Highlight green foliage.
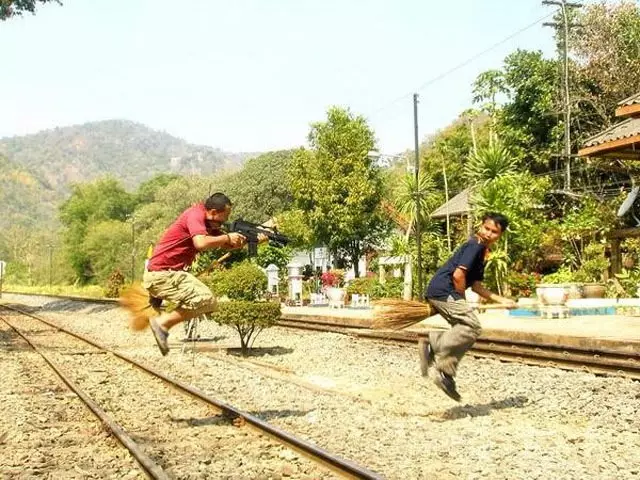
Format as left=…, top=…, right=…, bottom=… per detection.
left=612, top=267, right=640, bottom=297
left=203, top=261, right=276, bottom=355
left=202, top=261, right=267, bottom=301
left=464, top=141, right=517, bottom=183
left=573, top=243, right=609, bottom=283
left=83, top=220, right=137, bottom=284
left=393, top=172, right=440, bottom=238
left=485, top=247, right=509, bottom=296
left=560, top=196, right=615, bottom=270
left=59, top=177, right=136, bottom=284
left=254, top=244, right=292, bottom=271
left=0, top=0, right=60, bottom=20
left=541, top=266, right=575, bottom=284
left=135, top=173, right=181, bottom=204
left=104, top=269, right=125, bottom=298
left=289, top=106, right=390, bottom=275
left=209, top=301, right=281, bottom=355
left=274, top=209, right=315, bottom=250
left=473, top=171, right=551, bottom=271
left=507, top=271, right=541, bottom=297
left=345, top=277, right=403, bottom=299
left=223, top=150, right=295, bottom=223
left=570, top=1, right=640, bottom=140
left=475, top=50, right=560, bottom=169
left=420, top=112, right=491, bottom=196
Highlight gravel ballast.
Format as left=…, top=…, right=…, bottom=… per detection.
left=1, top=293, right=639, bottom=480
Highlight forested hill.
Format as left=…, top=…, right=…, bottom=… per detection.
left=0, top=119, right=254, bottom=192
left=0, top=119, right=257, bottom=228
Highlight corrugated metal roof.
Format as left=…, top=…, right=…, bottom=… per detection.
left=582, top=117, right=640, bottom=148
left=618, top=92, right=640, bottom=107
left=430, top=187, right=472, bottom=219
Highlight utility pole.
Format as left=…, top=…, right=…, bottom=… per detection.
left=130, top=215, right=136, bottom=283
left=413, top=93, right=423, bottom=298
left=543, top=0, right=583, bottom=191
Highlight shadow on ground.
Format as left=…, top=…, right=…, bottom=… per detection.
left=170, top=408, right=310, bottom=427
left=225, top=346, right=294, bottom=357
left=434, top=395, right=530, bottom=421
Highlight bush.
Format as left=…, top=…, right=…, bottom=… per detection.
left=104, top=269, right=125, bottom=298
left=507, top=271, right=541, bottom=297
left=202, top=261, right=267, bottom=301
left=201, top=261, right=276, bottom=355
left=346, top=277, right=404, bottom=299
left=209, top=301, right=281, bottom=354
left=541, top=266, right=574, bottom=284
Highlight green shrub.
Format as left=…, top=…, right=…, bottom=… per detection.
left=346, top=277, right=404, bottom=299
left=507, top=271, right=541, bottom=297
left=541, top=266, right=574, bottom=284
left=201, top=261, right=275, bottom=355
left=202, top=261, right=267, bottom=301
left=209, top=301, right=281, bottom=354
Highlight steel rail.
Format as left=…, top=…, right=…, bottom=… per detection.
left=0, top=313, right=170, bottom=480
left=275, top=319, right=640, bottom=380
left=0, top=303, right=383, bottom=480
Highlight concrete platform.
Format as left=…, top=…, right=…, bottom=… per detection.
left=281, top=305, right=640, bottom=354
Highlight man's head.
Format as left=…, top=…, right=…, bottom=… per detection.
left=477, top=212, right=509, bottom=246
left=204, top=192, right=232, bottom=226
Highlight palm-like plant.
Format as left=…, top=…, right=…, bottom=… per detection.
left=464, top=140, right=517, bottom=184
left=394, top=172, right=438, bottom=241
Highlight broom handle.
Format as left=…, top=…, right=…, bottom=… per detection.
left=197, top=252, right=232, bottom=277
left=473, top=303, right=517, bottom=310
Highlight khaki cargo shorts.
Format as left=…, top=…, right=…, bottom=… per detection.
left=142, top=270, right=217, bottom=314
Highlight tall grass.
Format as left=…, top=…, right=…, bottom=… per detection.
left=1, top=283, right=106, bottom=298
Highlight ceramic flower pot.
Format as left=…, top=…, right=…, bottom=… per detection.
left=535, top=284, right=569, bottom=306
left=325, top=287, right=346, bottom=305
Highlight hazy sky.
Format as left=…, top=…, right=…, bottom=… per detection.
left=0, top=0, right=563, bottom=154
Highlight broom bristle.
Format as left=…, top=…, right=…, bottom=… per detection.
left=371, top=298, right=435, bottom=330
left=118, top=283, right=157, bottom=331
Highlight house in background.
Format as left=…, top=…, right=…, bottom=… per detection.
left=578, top=92, right=640, bottom=274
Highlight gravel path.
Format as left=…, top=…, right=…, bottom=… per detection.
left=2, top=293, right=639, bottom=480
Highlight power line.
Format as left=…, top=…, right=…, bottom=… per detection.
left=366, top=11, right=556, bottom=119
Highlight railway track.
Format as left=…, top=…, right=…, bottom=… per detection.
left=4, top=291, right=640, bottom=380
left=276, top=318, right=640, bottom=380
left=0, top=303, right=383, bottom=479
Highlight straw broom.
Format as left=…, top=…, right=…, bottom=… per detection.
left=372, top=298, right=515, bottom=330
left=372, top=299, right=435, bottom=330
left=118, top=252, right=232, bottom=331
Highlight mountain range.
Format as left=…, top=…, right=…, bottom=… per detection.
left=0, top=119, right=257, bottom=228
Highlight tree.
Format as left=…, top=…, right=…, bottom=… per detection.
left=223, top=150, right=295, bottom=223
left=482, top=50, right=561, bottom=170
left=289, top=107, right=389, bottom=276
left=83, top=220, right=133, bottom=285
left=0, top=0, right=61, bottom=20
left=570, top=1, right=640, bottom=138
left=59, top=177, right=136, bottom=283
left=135, top=173, right=181, bottom=204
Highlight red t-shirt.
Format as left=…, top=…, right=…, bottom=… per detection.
left=147, top=203, right=219, bottom=271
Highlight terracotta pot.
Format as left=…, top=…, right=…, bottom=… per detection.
left=582, top=283, right=606, bottom=298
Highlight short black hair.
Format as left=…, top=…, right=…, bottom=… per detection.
left=204, top=192, right=232, bottom=211
left=482, top=212, right=509, bottom=232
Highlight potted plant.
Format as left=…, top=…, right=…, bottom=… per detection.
left=321, top=269, right=346, bottom=305
left=537, top=267, right=574, bottom=305
left=574, top=243, right=609, bottom=298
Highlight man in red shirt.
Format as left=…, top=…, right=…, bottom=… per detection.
left=143, top=192, right=253, bottom=355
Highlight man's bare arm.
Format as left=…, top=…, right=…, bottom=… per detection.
left=192, top=232, right=245, bottom=251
